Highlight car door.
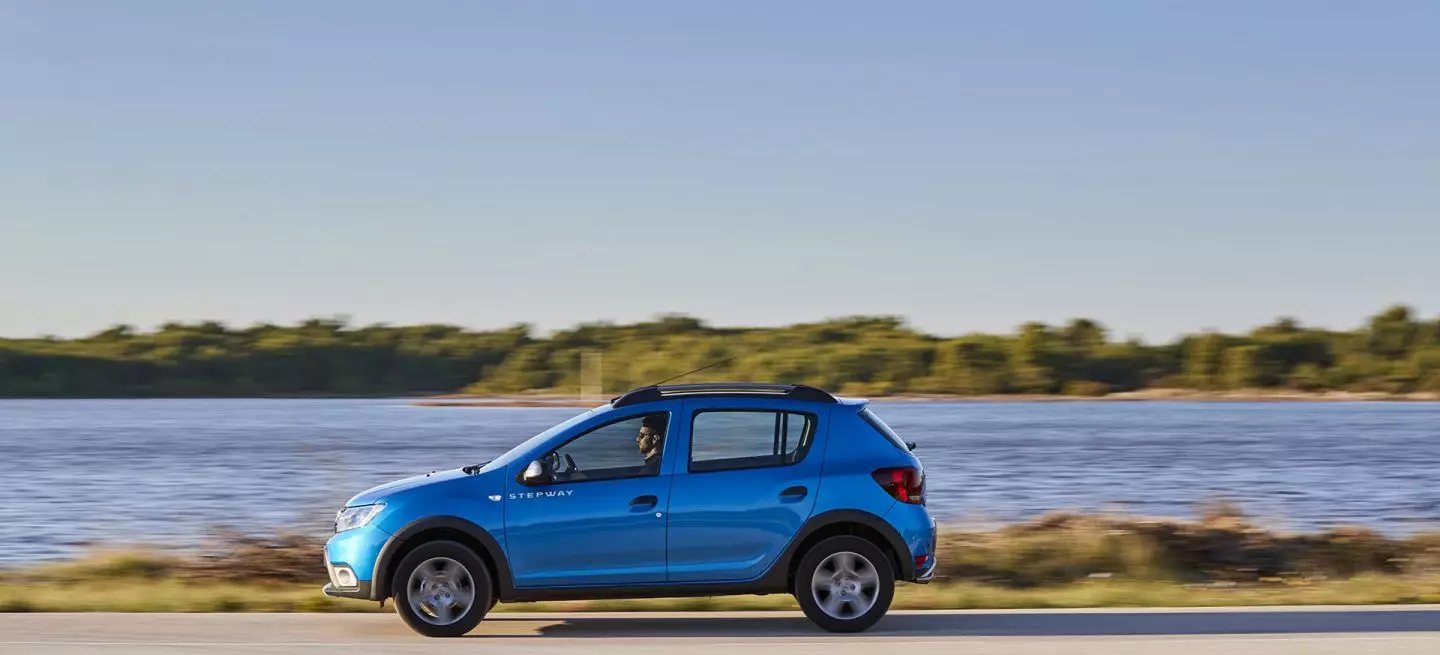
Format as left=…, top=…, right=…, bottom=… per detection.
left=665, top=398, right=827, bottom=582
left=503, top=407, right=676, bottom=588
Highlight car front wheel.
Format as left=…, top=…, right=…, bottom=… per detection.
left=392, top=541, right=493, bottom=637
left=793, top=535, right=895, bottom=633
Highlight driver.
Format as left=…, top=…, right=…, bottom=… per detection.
left=637, top=415, right=666, bottom=474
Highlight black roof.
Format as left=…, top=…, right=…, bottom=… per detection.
left=610, top=383, right=838, bottom=408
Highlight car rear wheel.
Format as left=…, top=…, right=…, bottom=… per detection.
left=392, top=541, right=492, bottom=637
left=793, top=535, right=894, bottom=633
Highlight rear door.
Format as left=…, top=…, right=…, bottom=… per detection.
left=664, top=398, right=828, bottom=582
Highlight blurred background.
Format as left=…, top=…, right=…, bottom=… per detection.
left=1, top=1, right=1438, bottom=612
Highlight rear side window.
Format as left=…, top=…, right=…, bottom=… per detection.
left=859, top=408, right=910, bottom=452
left=690, top=410, right=815, bottom=473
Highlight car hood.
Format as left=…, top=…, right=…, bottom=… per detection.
left=346, top=467, right=470, bottom=506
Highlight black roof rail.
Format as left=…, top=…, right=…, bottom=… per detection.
left=610, top=383, right=838, bottom=408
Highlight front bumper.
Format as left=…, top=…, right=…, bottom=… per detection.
left=322, top=581, right=373, bottom=600
left=323, top=523, right=392, bottom=601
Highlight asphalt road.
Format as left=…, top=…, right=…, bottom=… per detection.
left=2, top=606, right=1439, bottom=654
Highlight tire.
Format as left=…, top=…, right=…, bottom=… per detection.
left=793, top=535, right=895, bottom=633
left=391, top=540, right=493, bottom=637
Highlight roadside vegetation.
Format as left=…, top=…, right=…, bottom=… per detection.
left=4, top=506, right=1438, bottom=612
left=3, top=304, right=1439, bottom=398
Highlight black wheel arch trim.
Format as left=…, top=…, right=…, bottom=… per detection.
left=370, top=515, right=516, bottom=601
left=772, top=508, right=916, bottom=583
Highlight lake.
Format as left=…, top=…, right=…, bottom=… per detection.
left=1, top=399, right=1438, bottom=565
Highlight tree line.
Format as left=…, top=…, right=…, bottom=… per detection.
left=1, top=306, right=1437, bottom=397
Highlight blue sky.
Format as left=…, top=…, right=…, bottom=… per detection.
left=2, top=2, right=1436, bottom=342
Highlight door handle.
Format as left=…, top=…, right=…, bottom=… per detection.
left=630, top=495, right=658, bottom=507
left=780, top=486, right=808, bottom=500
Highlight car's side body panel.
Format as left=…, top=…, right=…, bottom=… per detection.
left=502, top=471, right=671, bottom=587
left=810, top=403, right=908, bottom=520
left=501, top=508, right=913, bottom=602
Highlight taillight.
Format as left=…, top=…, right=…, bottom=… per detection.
left=872, top=466, right=924, bottom=505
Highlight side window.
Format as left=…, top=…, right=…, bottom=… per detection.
left=531, top=412, right=668, bottom=484
left=859, top=408, right=910, bottom=452
left=689, top=410, right=815, bottom=473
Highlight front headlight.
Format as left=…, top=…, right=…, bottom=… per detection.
left=335, top=503, right=385, bottom=532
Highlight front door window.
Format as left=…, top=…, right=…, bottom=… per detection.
left=529, top=412, right=669, bottom=484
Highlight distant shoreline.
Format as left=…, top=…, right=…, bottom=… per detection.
left=4, top=389, right=1437, bottom=405
left=414, top=388, right=1440, bottom=408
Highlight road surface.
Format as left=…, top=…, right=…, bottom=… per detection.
left=2, top=606, right=1438, bottom=654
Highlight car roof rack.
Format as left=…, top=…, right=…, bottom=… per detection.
left=610, top=383, right=838, bottom=408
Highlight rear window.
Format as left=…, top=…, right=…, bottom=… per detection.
left=690, top=410, right=815, bottom=472
left=859, top=408, right=910, bottom=452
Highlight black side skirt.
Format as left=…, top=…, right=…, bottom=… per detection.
left=505, top=579, right=789, bottom=603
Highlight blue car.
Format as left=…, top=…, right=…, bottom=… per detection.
left=323, top=383, right=937, bottom=636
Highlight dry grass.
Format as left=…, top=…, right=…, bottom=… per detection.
left=5, top=506, right=1439, bottom=613
left=938, top=503, right=1440, bottom=586
left=0, top=580, right=357, bottom=613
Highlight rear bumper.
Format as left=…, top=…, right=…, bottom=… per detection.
left=322, top=581, right=373, bottom=600
left=914, top=554, right=937, bottom=583
left=915, top=515, right=937, bottom=583
left=884, top=503, right=938, bottom=583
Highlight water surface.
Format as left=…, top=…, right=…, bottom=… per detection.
left=1, top=399, right=1437, bottom=564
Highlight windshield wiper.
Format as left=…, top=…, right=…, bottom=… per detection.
left=461, top=461, right=489, bottom=475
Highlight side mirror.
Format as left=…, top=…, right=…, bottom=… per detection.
left=522, top=459, right=547, bottom=483
left=906, top=441, right=918, bottom=451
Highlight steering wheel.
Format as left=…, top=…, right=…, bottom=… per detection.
left=564, top=453, right=579, bottom=472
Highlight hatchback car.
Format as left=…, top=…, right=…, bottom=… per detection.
left=323, top=383, right=936, bottom=636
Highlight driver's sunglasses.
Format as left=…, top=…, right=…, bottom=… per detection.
left=637, top=430, right=658, bottom=440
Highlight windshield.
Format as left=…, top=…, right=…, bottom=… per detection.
left=479, top=407, right=604, bottom=473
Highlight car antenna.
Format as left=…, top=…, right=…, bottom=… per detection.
left=648, top=357, right=736, bottom=387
